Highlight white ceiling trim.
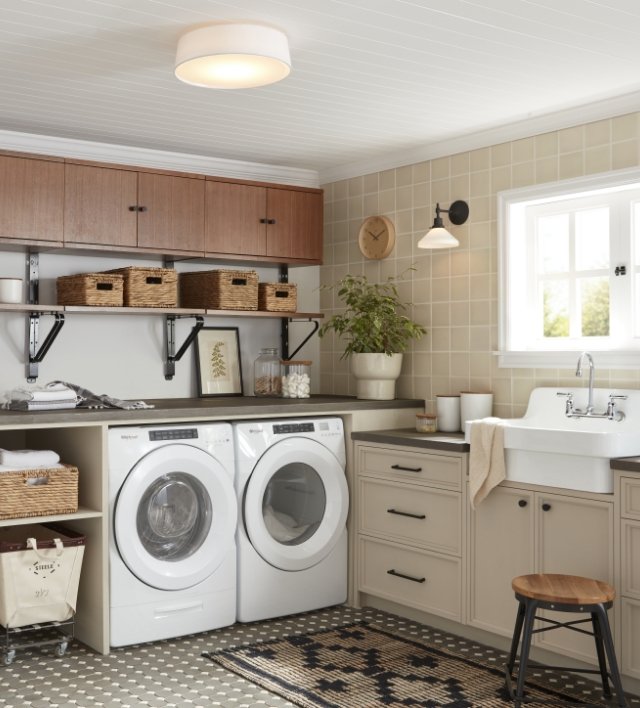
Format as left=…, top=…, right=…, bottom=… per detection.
left=318, top=90, right=640, bottom=185
left=0, top=129, right=320, bottom=188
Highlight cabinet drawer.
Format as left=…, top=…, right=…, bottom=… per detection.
left=621, top=477, right=640, bottom=520
left=358, top=536, right=461, bottom=621
left=358, top=477, right=461, bottom=555
left=358, top=446, right=462, bottom=490
left=622, top=597, right=640, bottom=680
left=622, top=519, right=640, bottom=599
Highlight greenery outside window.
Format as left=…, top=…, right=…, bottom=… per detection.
left=498, top=167, right=640, bottom=368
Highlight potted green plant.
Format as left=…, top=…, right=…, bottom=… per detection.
left=319, top=272, right=426, bottom=399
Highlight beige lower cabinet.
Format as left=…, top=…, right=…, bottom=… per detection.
left=619, top=475, right=640, bottom=679
left=470, top=484, right=613, bottom=665
left=355, top=442, right=465, bottom=623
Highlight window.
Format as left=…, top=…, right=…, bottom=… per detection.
left=499, top=168, right=640, bottom=368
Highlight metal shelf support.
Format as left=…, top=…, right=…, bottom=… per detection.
left=27, top=312, right=66, bottom=382
left=165, top=315, right=205, bottom=380
left=279, top=264, right=321, bottom=360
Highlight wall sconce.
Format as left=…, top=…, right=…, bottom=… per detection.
left=417, top=200, right=469, bottom=249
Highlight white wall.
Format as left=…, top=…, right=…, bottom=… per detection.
left=0, top=250, right=320, bottom=400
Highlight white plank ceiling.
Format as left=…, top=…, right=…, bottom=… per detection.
left=1, top=0, right=640, bottom=178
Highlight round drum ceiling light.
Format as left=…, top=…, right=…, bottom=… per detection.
left=175, top=23, right=291, bottom=89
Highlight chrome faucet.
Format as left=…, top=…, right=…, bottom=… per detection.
left=575, top=351, right=595, bottom=413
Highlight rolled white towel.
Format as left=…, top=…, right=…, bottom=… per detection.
left=0, top=449, right=61, bottom=468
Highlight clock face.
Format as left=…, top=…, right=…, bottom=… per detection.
left=358, top=216, right=396, bottom=260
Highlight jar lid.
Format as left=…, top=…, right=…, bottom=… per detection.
left=281, top=360, right=312, bottom=365
left=416, top=413, right=437, bottom=419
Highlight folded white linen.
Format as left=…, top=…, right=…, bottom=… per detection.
left=6, top=383, right=77, bottom=403
left=2, top=400, right=77, bottom=411
left=0, top=462, right=64, bottom=473
left=0, top=449, right=61, bottom=468
left=469, top=417, right=506, bottom=509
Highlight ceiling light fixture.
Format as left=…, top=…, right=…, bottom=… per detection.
left=417, top=200, right=469, bottom=249
left=175, top=23, right=291, bottom=89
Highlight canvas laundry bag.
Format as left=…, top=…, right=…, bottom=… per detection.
left=0, top=523, right=85, bottom=628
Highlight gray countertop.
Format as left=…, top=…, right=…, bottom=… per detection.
left=351, top=428, right=469, bottom=452
left=0, top=395, right=422, bottom=427
left=610, top=456, right=640, bottom=473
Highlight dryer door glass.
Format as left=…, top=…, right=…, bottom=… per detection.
left=262, top=463, right=326, bottom=545
left=137, top=473, right=212, bottom=560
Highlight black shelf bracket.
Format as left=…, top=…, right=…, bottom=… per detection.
left=165, top=315, right=205, bottom=380
left=27, top=312, right=66, bottom=382
left=282, top=318, right=320, bottom=361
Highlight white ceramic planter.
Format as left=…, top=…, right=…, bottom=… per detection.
left=350, top=353, right=403, bottom=400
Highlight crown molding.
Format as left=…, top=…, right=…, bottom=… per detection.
left=318, top=90, right=640, bottom=185
left=0, top=130, right=320, bottom=188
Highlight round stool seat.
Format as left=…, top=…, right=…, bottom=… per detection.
left=512, top=573, right=615, bottom=606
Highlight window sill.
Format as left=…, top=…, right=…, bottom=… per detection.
left=496, top=350, right=640, bottom=369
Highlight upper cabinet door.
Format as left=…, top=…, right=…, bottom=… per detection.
left=137, top=173, right=205, bottom=254
left=0, top=155, right=64, bottom=243
left=64, top=163, right=137, bottom=247
left=267, top=188, right=323, bottom=262
left=205, top=181, right=267, bottom=257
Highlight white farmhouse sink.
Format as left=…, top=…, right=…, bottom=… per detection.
left=465, top=387, right=640, bottom=493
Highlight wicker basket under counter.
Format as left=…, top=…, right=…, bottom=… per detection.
left=0, top=464, right=79, bottom=521
left=56, top=273, right=124, bottom=307
left=179, top=269, right=258, bottom=310
left=258, top=282, right=297, bottom=312
left=105, top=266, right=177, bottom=307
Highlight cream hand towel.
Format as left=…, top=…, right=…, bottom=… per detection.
left=0, top=449, right=61, bottom=468
left=469, top=417, right=506, bottom=509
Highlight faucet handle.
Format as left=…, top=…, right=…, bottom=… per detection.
left=609, top=394, right=628, bottom=400
left=557, top=392, right=574, bottom=416
left=556, top=392, right=573, bottom=397
left=607, top=394, right=627, bottom=421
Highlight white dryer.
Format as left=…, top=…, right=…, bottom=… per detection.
left=233, top=417, right=349, bottom=623
left=108, top=423, right=237, bottom=647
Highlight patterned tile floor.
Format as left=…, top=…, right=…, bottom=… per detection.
left=0, top=605, right=638, bottom=707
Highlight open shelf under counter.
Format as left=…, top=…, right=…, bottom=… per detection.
left=0, top=506, right=102, bottom=528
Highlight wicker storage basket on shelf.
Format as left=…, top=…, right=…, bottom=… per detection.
left=106, top=266, right=177, bottom=307
left=258, top=282, right=298, bottom=312
left=56, top=273, right=124, bottom=307
left=179, top=269, right=258, bottom=310
left=0, top=464, right=79, bottom=521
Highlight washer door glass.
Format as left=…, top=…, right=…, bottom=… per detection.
left=115, top=444, right=237, bottom=590
left=243, top=438, right=348, bottom=571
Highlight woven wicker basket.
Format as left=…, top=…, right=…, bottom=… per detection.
left=106, top=267, right=177, bottom=307
left=179, top=269, right=258, bottom=310
left=56, top=273, right=124, bottom=307
left=258, top=282, right=298, bottom=312
left=0, top=465, right=79, bottom=521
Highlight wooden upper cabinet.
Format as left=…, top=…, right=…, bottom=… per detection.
left=267, top=188, right=323, bottom=261
left=64, top=163, right=137, bottom=247
left=205, top=181, right=267, bottom=257
left=0, top=155, right=64, bottom=243
left=137, top=172, right=204, bottom=253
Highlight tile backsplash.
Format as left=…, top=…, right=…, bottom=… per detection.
left=320, top=112, right=640, bottom=419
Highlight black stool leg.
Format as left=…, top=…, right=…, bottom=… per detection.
left=514, top=598, right=538, bottom=708
left=506, top=601, right=526, bottom=676
left=593, top=603, right=628, bottom=708
left=591, top=611, right=611, bottom=697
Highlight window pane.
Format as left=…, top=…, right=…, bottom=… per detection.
left=542, top=281, right=569, bottom=338
left=580, top=277, right=610, bottom=337
left=538, top=215, right=569, bottom=274
left=575, top=208, right=609, bottom=271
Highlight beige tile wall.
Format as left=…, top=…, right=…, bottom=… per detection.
left=320, top=112, right=640, bottom=418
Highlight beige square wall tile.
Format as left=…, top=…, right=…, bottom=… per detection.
left=470, top=300, right=490, bottom=325
left=470, top=170, right=491, bottom=197
left=333, top=180, right=349, bottom=200
left=451, top=327, right=470, bottom=351
left=612, top=140, right=639, bottom=170
left=535, top=131, right=558, bottom=158
left=397, top=186, right=413, bottom=211
left=431, top=327, right=451, bottom=352
left=450, top=353, right=470, bottom=377
left=585, top=146, right=611, bottom=174
left=451, top=276, right=470, bottom=301
left=470, top=353, right=491, bottom=378
left=363, top=172, right=379, bottom=193
left=432, top=252, right=451, bottom=278
left=380, top=169, right=395, bottom=190
left=451, top=174, right=469, bottom=200
left=451, top=250, right=470, bottom=276
left=612, top=113, right=639, bottom=142
left=536, top=157, right=558, bottom=184
left=363, top=193, right=379, bottom=215
left=412, top=161, right=430, bottom=183
left=469, top=325, right=491, bottom=352
left=450, top=301, right=470, bottom=325
left=396, top=165, right=413, bottom=187
left=432, top=157, right=450, bottom=180
left=512, top=137, right=534, bottom=163
left=559, top=151, right=584, bottom=179
left=585, top=119, right=610, bottom=147
left=491, top=142, right=511, bottom=167
left=558, top=125, right=584, bottom=153
left=451, top=152, right=470, bottom=175
left=512, top=161, right=535, bottom=188
left=470, top=147, right=491, bottom=172
left=348, top=176, right=364, bottom=196
left=432, top=354, right=450, bottom=377
left=432, top=302, right=450, bottom=327
left=513, top=378, right=536, bottom=406
left=379, top=189, right=396, bottom=214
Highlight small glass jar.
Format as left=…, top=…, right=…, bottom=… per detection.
left=416, top=413, right=437, bottom=433
left=254, top=348, right=282, bottom=397
left=281, top=360, right=311, bottom=398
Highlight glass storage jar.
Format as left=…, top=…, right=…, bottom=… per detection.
left=416, top=413, right=437, bottom=433
left=281, top=360, right=311, bottom=398
left=254, top=348, right=282, bottom=396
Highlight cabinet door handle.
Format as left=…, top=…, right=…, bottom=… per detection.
left=387, top=508, right=426, bottom=520
left=128, top=205, right=137, bottom=211
left=138, top=206, right=147, bottom=212
left=259, top=218, right=268, bottom=224
left=391, top=464, right=422, bottom=473
left=387, top=569, right=426, bottom=584
left=267, top=218, right=276, bottom=224
left=518, top=499, right=528, bottom=507
left=542, top=502, right=552, bottom=512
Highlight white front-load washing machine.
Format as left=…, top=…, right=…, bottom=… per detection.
left=233, top=417, right=349, bottom=622
left=108, top=423, right=237, bottom=646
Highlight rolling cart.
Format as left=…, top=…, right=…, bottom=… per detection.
left=1, top=616, right=75, bottom=665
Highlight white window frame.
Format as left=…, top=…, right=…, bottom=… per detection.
left=498, top=167, right=640, bottom=369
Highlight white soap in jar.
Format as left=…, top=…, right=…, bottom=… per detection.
left=281, top=360, right=311, bottom=398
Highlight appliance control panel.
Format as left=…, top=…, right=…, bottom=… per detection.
left=148, top=428, right=198, bottom=441
left=273, top=422, right=315, bottom=435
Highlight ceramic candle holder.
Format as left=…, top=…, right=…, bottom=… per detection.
left=0, top=278, right=22, bottom=304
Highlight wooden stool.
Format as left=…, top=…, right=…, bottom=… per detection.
left=505, top=573, right=627, bottom=707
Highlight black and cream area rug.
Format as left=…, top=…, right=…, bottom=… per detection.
left=203, top=620, right=593, bottom=708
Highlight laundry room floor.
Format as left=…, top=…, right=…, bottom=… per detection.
left=0, top=605, right=638, bottom=707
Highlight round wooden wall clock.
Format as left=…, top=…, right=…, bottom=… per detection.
left=358, top=215, right=396, bottom=260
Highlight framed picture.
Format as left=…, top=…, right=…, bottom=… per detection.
left=195, top=327, right=243, bottom=397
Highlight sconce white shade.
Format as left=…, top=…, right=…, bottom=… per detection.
left=417, top=227, right=460, bottom=249
left=175, top=23, right=291, bottom=89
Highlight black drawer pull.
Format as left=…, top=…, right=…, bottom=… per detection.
left=146, top=276, right=162, bottom=285
left=231, top=278, right=247, bottom=286
left=391, top=464, right=422, bottom=473
left=387, top=569, right=426, bottom=584
left=96, top=282, right=113, bottom=291
left=259, top=218, right=268, bottom=224
left=518, top=499, right=528, bottom=508
left=387, top=508, right=426, bottom=520
left=542, top=502, right=552, bottom=512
